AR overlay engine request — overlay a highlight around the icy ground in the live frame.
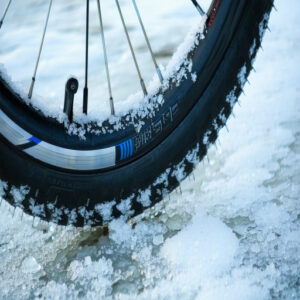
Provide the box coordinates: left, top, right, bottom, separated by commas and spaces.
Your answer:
0, 0, 300, 299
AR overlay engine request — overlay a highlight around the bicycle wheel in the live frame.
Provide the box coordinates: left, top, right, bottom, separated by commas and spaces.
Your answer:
0, 0, 274, 226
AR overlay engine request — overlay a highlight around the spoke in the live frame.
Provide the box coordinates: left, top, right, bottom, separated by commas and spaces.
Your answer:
96, 0, 115, 115
190, 0, 205, 16
28, 0, 53, 99
132, 0, 163, 84
0, 0, 12, 29
115, 0, 147, 97
83, 0, 89, 114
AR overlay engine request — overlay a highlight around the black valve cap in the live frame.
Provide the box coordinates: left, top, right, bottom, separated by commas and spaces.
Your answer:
66, 77, 79, 94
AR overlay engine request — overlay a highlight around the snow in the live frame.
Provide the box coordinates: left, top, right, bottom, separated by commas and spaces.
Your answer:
95, 201, 116, 222
161, 214, 239, 275
116, 196, 135, 218
0, 0, 300, 299
137, 188, 152, 208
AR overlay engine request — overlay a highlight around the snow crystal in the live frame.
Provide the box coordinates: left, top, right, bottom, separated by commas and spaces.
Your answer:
67, 256, 114, 298
109, 218, 133, 245
171, 162, 187, 182
95, 201, 116, 222
153, 168, 170, 187
225, 88, 237, 109
238, 65, 247, 87
116, 197, 134, 217
259, 13, 270, 41
78, 206, 94, 225
137, 188, 151, 208
191, 72, 197, 83
47, 205, 63, 223
67, 209, 78, 225
29, 198, 46, 217
249, 39, 257, 57
186, 144, 200, 164
203, 130, 211, 145
10, 185, 29, 207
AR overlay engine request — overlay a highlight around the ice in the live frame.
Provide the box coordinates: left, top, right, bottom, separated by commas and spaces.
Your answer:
0, 0, 300, 299
66, 256, 114, 297
161, 214, 238, 275
21, 256, 42, 274
152, 235, 164, 246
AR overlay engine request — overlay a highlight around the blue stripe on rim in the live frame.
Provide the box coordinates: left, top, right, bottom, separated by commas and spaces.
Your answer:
118, 138, 134, 161
129, 139, 133, 156
119, 142, 124, 160
28, 136, 41, 144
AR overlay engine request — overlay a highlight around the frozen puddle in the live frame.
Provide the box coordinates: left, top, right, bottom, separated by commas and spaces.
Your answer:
0, 1, 300, 299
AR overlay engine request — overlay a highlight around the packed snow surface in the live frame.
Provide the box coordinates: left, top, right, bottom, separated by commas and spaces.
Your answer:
0, 0, 300, 299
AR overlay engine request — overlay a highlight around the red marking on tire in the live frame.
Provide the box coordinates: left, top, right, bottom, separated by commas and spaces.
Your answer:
209, 0, 220, 27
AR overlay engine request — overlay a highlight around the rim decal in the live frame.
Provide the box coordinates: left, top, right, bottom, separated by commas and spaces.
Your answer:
117, 139, 134, 162
0, 109, 116, 170
28, 136, 42, 145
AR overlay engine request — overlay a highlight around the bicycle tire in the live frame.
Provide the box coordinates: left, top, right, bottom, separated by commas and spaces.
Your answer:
0, 0, 274, 226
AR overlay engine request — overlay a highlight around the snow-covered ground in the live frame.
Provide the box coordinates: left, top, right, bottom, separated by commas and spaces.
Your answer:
0, 0, 300, 299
